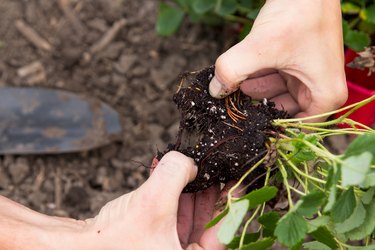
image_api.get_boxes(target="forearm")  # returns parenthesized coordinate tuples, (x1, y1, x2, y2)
(0, 196, 85, 250)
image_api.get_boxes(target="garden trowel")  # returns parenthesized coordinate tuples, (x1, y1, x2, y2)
(0, 87, 122, 154)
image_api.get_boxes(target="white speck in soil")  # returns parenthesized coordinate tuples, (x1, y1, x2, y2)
(204, 173, 210, 180)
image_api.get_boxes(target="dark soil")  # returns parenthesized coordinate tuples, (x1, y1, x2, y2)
(0, 0, 220, 219)
(158, 66, 288, 192)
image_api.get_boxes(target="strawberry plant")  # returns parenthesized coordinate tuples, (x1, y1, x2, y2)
(159, 67, 375, 249)
(156, 0, 375, 51)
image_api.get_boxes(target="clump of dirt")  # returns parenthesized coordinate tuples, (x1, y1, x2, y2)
(158, 66, 288, 193)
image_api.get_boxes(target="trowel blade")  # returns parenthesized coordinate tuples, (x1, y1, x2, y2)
(0, 87, 122, 154)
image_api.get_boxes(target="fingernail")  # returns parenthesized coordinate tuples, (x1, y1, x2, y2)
(209, 76, 225, 98)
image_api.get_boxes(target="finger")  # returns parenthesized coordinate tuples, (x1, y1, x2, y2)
(209, 39, 272, 99)
(189, 184, 220, 243)
(240, 73, 287, 100)
(177, 193, 195, 248)
(199, 181, 246, 250)
(270, 93, 300, 117)
(137, 151, 198, 215)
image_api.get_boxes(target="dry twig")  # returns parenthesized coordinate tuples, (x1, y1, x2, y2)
(15, 19, 52, 51)
(89, 18, 127, 54)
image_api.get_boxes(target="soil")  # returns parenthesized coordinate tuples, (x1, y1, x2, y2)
(0, 0, 220, 219)
(158, 66, 288, 192)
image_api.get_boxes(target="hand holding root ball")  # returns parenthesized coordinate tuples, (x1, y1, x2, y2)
(81, 151, 233, 250)
(209, 0, 348, 120)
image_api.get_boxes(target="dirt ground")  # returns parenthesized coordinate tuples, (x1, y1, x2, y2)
(0, 0, 221, 218)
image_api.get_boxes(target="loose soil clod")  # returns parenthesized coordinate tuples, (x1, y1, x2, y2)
(158, 66, 289, 193)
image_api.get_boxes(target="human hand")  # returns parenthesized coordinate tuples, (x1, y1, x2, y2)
(209, 0, 347, 120)
(78, 151, 228, 250)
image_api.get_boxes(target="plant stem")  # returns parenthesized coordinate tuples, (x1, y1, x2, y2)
(278, 150, 326, 185)
(278, 159, 294, 208)
(227, 155, 267, 203)
(274, 95, 375, 124)
(223, 15, 254, 25)
(239, 206, 261, 248)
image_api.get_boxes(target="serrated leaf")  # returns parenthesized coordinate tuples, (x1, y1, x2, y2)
(227, 233, 259, 249)
(240, 237, 274, 250)
(331, 187, 356, 223)
(307, 216, 330, 233)
(274, 212, 308, 247)
(218, 199, 249, 244)
(362, 187, 375, 205)
(295, 191, 326, 217)
(346, 201, 375, 240)
(341, 152, 372, 187)
(309, 226, 338, 249)
(345, 134, 375, 161)
(362, 4, 375, 23)
(192, 0, 215, 14)
(205, 207, 228, 229)
(344, 29, 371, 51)
(341, 2, 361, 14)
(239, 186, 278, 209)
(258, 211, 280, 237)
(334, 200, 366, 233)
(156, 3, 184, 36)
(258, 211, 280, 232)
(216, 0, 237, 16)
(303, 241, 331, 250)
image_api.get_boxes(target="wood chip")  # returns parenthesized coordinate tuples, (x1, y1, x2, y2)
(89, 18, 127, 54)
(58, 0, 87, 35)
(15, 19, 52, 52)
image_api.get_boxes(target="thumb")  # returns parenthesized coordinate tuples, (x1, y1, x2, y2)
(138, 151, 197, 214)
(209, 38, 271, 99)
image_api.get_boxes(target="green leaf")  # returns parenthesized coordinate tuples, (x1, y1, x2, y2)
(334, 200, 366, 233)
(246, 8, 261, 20)
(156, 3, 185, 36)
(274, 212, 308, 247)
(341, 152, 372, 187)
(331, 187, 356, 223)
(362, 187, 375, 205)
(324, 166, 340, 212)
(345, 134, 375, 161)
(346, 200, 375, 240)
(348, 245, 375, 250)
(362, 171, 375, 188)
(218, 199, 249, 244)
(205, 208, 228, 229)
(307, 216, 330, 233)
(309, 226, 338, 249)
(295, 191, 326, 217)
(344, 29, 371, 51)
(227, 233, 259, 249)
(192, 0, 215, 14)
(258, 211, 280, 236)
(175, 0, 189, 9)
(362, 4, 375, 23)
(259, 212, 280, 228)
(341, 2, 361, 14)
(239, 23, 252, 40)
(216, 0, 237, 16)
(302, 241, 331, 250)
(240, 237, 274, 250)
(239, 186, 278, 209)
